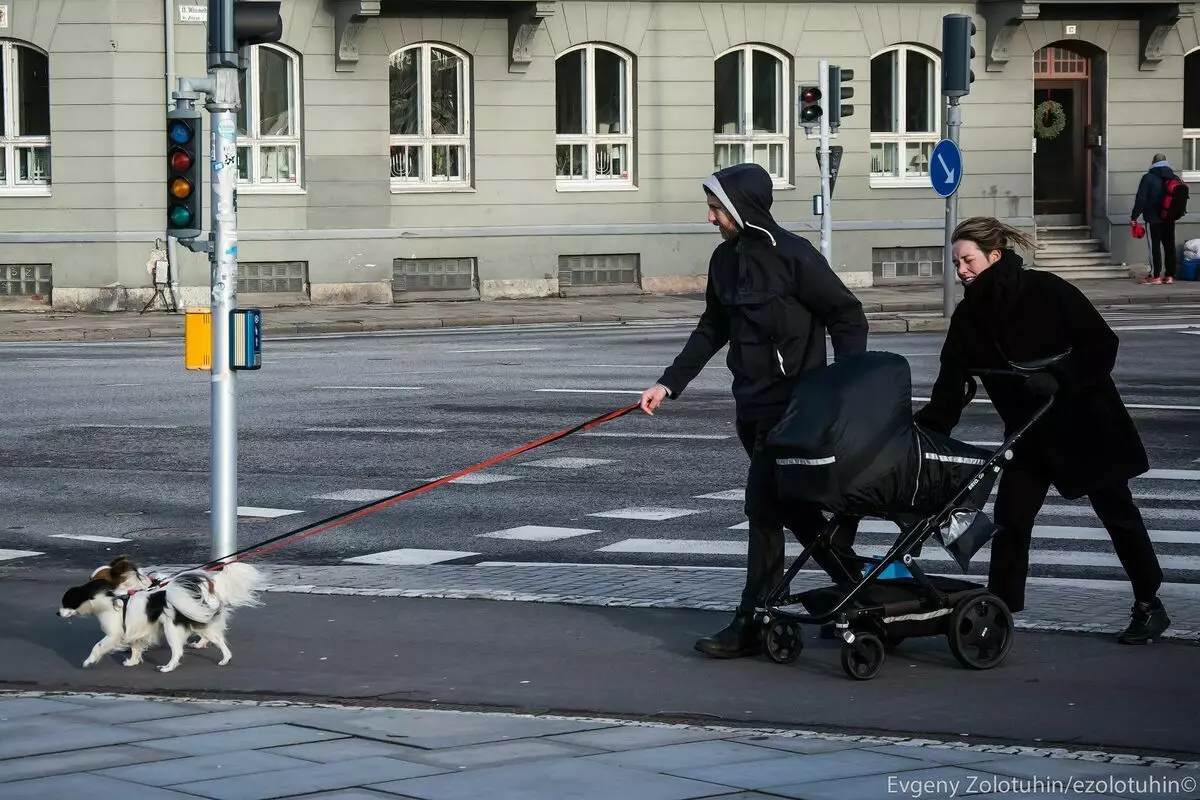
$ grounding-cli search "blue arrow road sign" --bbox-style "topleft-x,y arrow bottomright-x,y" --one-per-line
930,138 -> 962,198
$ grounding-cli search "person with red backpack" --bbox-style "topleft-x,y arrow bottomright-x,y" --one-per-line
1131,153 -> 1190,284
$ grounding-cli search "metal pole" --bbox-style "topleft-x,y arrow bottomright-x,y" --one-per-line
207,23 -> 240,561
943,96 -> 962,317
818,59 -> 832,267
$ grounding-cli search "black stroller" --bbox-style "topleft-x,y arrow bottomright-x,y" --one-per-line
754,349 -> 1063,681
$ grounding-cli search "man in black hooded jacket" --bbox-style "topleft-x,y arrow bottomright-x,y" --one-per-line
639,163 -> 870,659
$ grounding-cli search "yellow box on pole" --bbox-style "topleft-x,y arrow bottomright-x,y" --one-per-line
185,308 -> 213,370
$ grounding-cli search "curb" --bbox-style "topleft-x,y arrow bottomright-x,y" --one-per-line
0,311 -> 952,342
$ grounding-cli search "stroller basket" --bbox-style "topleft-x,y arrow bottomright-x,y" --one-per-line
753,349 -> 1066,681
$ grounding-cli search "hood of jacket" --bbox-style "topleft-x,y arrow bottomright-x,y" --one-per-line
1150,160 -> 1175,179
703,163 -> 780,246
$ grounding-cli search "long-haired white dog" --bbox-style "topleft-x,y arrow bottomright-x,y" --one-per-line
57,555 -> 263,673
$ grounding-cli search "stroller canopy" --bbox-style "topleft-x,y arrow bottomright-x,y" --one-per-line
766,351 -> 996,519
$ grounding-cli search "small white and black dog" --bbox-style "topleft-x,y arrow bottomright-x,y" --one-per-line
57,555 -> 264,673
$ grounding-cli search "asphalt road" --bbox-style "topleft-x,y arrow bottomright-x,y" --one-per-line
4,574 -> 1197,757
2,307 -> 1200,588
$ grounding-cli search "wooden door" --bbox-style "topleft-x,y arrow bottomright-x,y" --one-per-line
1033,80 -> 1088,217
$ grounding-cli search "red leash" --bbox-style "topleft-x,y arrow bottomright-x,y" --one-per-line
167,402 -> 640,579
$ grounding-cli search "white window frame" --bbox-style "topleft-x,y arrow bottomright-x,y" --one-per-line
555,43 -> 636,192
1183,49 -> 1200,182
0,40 -> 51,196
389,42 -> 473,193
236,43 -> 303,194
713,44 -> 791,188
869,44 -> 941,188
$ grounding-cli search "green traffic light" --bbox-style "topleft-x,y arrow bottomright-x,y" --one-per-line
169,205 -> 193,227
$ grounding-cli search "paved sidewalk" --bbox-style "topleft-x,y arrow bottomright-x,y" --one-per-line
2,279 -> 1199,342
147,562 -> 1200,643
1,691 -> 1196,800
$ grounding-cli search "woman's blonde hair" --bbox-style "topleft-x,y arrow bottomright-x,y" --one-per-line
952,216 -> 1040,255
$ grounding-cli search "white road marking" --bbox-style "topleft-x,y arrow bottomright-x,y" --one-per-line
913,396 -> 1200,412
587,507 -> 709,521
102,383 -> 144,387
478,525 -> 600,541
424,473 -> 523,485
344,548 -> 478,565
1111,323 -> 1200,331
304,427 -> 446,434
518,457 -> 615,469
312,386 -> 426,391
0,549 -> 44,561
855,520 -> 1200,545
597,538 -> 1200,570
1142,469 -> 1200,480
695,489 -> 745,501
566,364 -> 665,368
534,388 -> 644,395
578,431 -> 732,440
448,347 -> 545,353
312,489 -> 398,502
68,423 -> 180,430
49,534 -> 130,544
203,507 -> 304,518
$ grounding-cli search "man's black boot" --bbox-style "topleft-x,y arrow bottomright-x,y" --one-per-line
1117,598 -> 1170,644
694,609 -> 762,658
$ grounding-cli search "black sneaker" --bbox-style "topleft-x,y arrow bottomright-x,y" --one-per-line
1117,599 -> 1170,645
694,611 -> 762,658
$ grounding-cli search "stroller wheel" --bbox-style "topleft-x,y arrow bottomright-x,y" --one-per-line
840,632 -> 885,680
947,591 -> 1014,670
763,620 -> 803,664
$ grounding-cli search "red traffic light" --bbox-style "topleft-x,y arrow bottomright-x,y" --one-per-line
802,87 -> 822,104
169,148 -> 193,173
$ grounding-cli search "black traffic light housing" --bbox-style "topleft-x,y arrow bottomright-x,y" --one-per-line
942,13 -> 977,98
166,105 -> 203,241
209,1 -> 283,69
828,65 -> 855,132
799,85 -> 822,132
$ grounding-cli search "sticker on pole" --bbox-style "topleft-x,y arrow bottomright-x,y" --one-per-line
930,139 -> 962,198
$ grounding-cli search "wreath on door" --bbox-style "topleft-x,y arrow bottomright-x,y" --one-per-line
1034,100 -> 1066,140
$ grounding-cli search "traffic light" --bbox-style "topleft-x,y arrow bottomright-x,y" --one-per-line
799,85 -> 822,133
942,13 -> 977,98
828,66 -> 855,133
209,1 -> 283,69
166,105 -> 203,240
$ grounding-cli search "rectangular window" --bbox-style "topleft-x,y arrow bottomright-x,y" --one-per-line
713,46 -> 790,183
390,45 -> 472,190
1184,52 -> 1200,179
870,47 -> 940,186
555,45 -> 634,188
236,45 -> 302,190
0,42 -> 51,193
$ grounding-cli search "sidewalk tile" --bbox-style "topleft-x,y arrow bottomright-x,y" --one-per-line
762,765 -> 1003,800
667,749 -> 930,789
581,740 -> 785,771
546,725 -> 728,750
294,792 -> 406,799
370,757 -> 733,800
0,717 -> 157,759
288,708 -> 610,749
127,707 -> 297,736
263,738 -> 427,763
0,773 -> 199,798
95,750 -> 318,787
727,736 -> 869,755
137,723 -> 347,755
57,698 -> 214,724
413,738 -> 605,770
0,744 -> 177,783
863,743 -> 1019,766
170,755 -> 448,800
0,696 -> 91,719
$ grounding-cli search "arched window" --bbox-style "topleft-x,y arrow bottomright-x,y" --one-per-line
555,43 -> 634,187
869,44 -> 940,184
713,44 -> 790,182
1184,48 -> 1200,178
389,43 -> 471,189
236,43 -> 302,189
0,39 -> 50,192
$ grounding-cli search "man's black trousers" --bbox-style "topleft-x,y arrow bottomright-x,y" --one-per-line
1148,221 -> 1177,279
988,458 -> 1164,613
736,417 -> 860,611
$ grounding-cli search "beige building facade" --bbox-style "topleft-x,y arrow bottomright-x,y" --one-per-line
0,0 -> 1197,310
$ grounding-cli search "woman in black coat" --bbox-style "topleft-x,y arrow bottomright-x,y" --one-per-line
914,216 -> 1169,645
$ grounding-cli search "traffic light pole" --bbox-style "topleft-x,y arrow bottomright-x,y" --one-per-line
207,65 -> 241,563
817,59 -> 833,267
943,96 -> 962,318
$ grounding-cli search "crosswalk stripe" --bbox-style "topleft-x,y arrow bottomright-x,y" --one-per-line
855,520 -> 1200,545
596,538 -> 1200,570
0,549 -> 43,562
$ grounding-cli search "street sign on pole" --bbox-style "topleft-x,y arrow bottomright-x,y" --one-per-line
815,145 -> 844,198
930,138 -> 961,198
